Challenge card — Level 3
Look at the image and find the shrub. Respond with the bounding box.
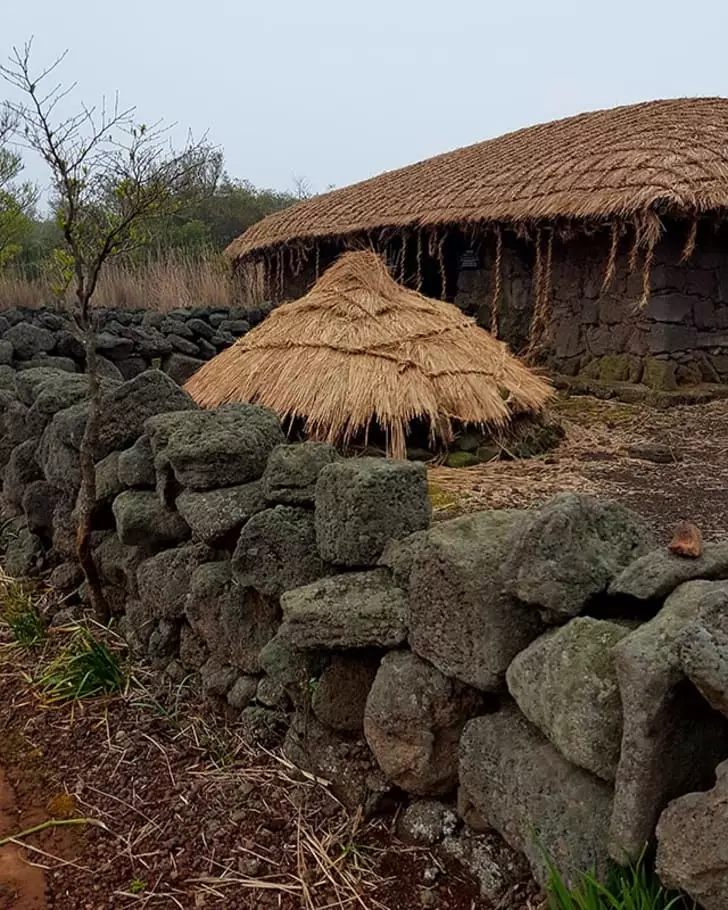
[36,625,127,702]
[0,572,46,646]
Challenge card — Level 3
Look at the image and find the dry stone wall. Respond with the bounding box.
[1,350,728,905]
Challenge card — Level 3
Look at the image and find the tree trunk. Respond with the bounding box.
[76,318,110,623]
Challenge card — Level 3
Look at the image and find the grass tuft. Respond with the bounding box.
[36,625,127,703]
[0,572,46,647]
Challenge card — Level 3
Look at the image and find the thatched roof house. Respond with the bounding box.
[228,99,728,390]
[185,251,553,458]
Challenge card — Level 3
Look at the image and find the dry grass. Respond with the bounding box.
[229,97,728,262]
[0,250,260,312]
[186,250,553,458]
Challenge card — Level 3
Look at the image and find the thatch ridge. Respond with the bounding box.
[185,251,553,458]
[227,98,728,262]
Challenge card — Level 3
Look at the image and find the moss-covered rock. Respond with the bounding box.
[445,451,481,468]
[597,354,643,384]
[643,357,678,391]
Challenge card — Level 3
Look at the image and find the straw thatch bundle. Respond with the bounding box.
[184,251,553,458]
[226,98,728,264]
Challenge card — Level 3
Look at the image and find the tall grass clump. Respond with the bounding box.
[0,569,46,646]
[545,850,694,910]
[37,625,127,703]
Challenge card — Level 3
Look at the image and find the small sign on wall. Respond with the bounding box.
[459,249,480,269]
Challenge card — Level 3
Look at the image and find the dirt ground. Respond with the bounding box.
[430,393,728,541]
[0,628,539,910]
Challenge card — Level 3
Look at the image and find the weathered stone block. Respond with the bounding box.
[137,543,213,620]
[459,704,613,886]
[677,589,728,717]
[176,481,266,545]
[263,442,339,505]
[232,505,327,598]
[315,458,431,567]
[408,510,544,691]
[506,617,630,780]
[117,435,156,488]
[113,491,190,547]
[311,652,380,732]
[364,650,484,796]
[279,568,407,649]
[609,542,728,602]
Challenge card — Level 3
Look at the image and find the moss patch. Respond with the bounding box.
[643,357,678,391]
[428,483,460,512]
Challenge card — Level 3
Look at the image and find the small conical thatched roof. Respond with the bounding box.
[185,251,553,458]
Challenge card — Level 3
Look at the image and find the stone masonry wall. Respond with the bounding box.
[2,353,728,905]
[454,226,728,389]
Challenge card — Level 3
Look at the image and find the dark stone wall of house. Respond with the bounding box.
[454,226,728,389]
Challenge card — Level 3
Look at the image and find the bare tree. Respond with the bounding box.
[1,42,216,621]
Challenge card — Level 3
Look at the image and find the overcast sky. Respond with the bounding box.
[3,0,728,197]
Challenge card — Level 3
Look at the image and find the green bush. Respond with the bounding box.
[36,626,127,702]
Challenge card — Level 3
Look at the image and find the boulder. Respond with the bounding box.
[117,435,155,489]
[185,561,280,673]
[502,493,653,622]
[24,373,100,437]
[162,352,205,384]
[146,403,283,491]
[37,402,87,494]
[137,543,213,621]
[179,623,209,670]
[232,505,328,598]
[95,452,124,504]
[677,590,728,716]
[227,675,259,711]
[176,481,266,545]
[656,758,728,910]
[3,438,41,510]
[378,530,428,590]
[610,542,728,602]
[315,458,431,566]
[5,322,55,359]
[397,800,459,845]
[0,340,12,364]
[279,568,407,649]
[258,634,327,707]
[408,511,544,691]
[200,657,237,698]
[5,526,45,577]
[116,356,150,381]
[506,617,630,781]
[94,370,197,460]
[610,580,728,862]
[93,533,146,595]
[440,830,533,905]
[96,355,124,381]
[262,443,339,505]
[112,491,190,547]
[5,399,29,448]
[48,562,84,592]
[459,703,613,885]
[364,650,484,795]
[22,480,62,536]
[311,652,381,732]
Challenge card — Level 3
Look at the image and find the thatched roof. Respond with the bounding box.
[184,251,553,458]
[227,98,728,262]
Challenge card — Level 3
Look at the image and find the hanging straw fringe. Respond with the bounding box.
[637,211,662,309]
[399,231,408,284]
[601,221,619,292]
[416,230,424,291]
[628,219,642,274]
[315,244,321,281]
[437,233,447,299]
[490,226,503,338]
[681,217,698,262]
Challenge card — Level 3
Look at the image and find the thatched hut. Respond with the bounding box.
[227,98,728,390]
[185,251,553,458]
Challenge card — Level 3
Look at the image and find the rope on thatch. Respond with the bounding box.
[681,216,698,261]
[490,226,503,338]
[437,232,447,299]
[315,243,321,281]
[399,231,408,284]
[185,250,554,460]
[601,221,620,292]
[628,219,642,275]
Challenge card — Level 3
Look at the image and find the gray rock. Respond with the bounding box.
[280,569,407,649]
[17,355,77,373]
[95,331,134,359]
[312,652,380,732]
[116,356,149,380]
[117,435,155,489]
[677,591,728,716]
[122,599,156,655]
[258,634,326,707]
[179,623,209,670]
[147,403,283,490]
[96,355,124,381]
[610,541,728,601]
[378,530,428,590]
[22,480,62,536]
[440,830,532,904]
[408,511,544,691]
[95,370,197,460]
[364,650,484,796]
[147,619,180,667]
[48,562,84,592]
[200,657,238,697]
[315,458,431,566]
[112,491,190,547]
[506,617,630,781]
[163,352,205,384]
[610,580,728,862]
[93,533,145,595]
[5,322,55,359]
[167,333,200,356]
[232,505,327,598]
[3,438,41,510]
[656,757,728,910]
[459,703,613,885]
[255,675,287,708]
[5,526,45,577]
[397,800,459,845]
[137,543,213,620]
[95,452,124,504]
[227,675,259,711]
[24,372,104,436]
[176,481,266,545]
[37,402,87,494]
[284,713,393,814]
[5,399,29,448]
[0,340,13,364]
[263,443,339,505]
[185,560,280,673]
[502,493,654,622]
[240,706,287,748]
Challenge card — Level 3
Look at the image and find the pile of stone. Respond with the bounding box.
[2,360,728,907]
[0,303,270,385]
